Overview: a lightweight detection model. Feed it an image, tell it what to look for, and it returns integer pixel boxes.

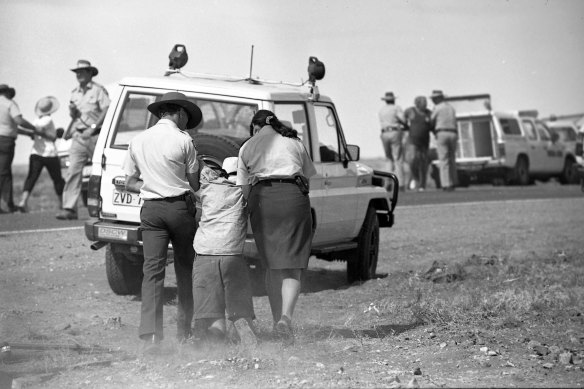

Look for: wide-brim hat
[381,91,397,101]
[222,157,238,175]
[430,90,445,99]
[147,91,203,129]
[0,84,16,99]
[35,96,60,116]
[71,59,99,76]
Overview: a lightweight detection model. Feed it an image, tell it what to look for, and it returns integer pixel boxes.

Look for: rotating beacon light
[166,44,188,75]
[307,56,325,101]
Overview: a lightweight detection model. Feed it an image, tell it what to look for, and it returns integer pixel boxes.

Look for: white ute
[84,47,399,295]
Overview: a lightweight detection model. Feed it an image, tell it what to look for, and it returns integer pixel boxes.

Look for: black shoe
[141,334,161,356]
[56,209,78,220]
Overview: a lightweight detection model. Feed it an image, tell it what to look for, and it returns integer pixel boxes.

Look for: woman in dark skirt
[236,110,316,341]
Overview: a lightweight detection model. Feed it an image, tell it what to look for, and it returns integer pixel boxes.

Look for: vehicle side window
[274,103,310,154]
[314,105,342,162]
[536,122,551,141]
[521,120,537,140]
[112,93,157,147]
[499,118,522,135]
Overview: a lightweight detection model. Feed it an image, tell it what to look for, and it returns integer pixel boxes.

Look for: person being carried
[16,96,65,212]
[192,157,257,346]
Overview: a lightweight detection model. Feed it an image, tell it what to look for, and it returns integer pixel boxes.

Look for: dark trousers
[23,154,65,195]
[0,136,15,211]
[139,198,196,340]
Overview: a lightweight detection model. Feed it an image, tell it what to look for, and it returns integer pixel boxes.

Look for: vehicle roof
[118,74,333,103]
[545,120,578,129]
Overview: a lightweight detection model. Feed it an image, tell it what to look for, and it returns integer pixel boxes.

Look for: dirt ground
[1,197,584,388]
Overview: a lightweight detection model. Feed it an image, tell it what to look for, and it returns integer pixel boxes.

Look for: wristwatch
[90,124,97,130]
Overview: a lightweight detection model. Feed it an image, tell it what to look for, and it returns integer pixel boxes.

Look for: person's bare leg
[280,269,302,322]
[265,269,283,324]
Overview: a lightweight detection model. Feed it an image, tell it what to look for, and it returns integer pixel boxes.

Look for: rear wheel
[347,206,379,283]
[514,156,530,186]
[559,158,577,185]
[105,244,144,295]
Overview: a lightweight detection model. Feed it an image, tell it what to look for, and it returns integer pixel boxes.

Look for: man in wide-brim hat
[123,91,203,354]
[378,90,407,191]
[57,59,110,220]
[430,89,458,191]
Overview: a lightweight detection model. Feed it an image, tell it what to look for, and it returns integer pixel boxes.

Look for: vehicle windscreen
[110,92,257,148]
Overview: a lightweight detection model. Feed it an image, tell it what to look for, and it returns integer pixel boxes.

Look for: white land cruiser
[84,51,399,295]
[439,94,578,186]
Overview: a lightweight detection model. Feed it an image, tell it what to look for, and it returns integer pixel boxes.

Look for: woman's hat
[147,91,203,129]
[71,59,99,76]
[0,84,16,99]
[430,90,445,99]
[35,96,60,116]
[381,91,397,101]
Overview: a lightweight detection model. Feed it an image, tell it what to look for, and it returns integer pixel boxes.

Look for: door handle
[324,179,332,186]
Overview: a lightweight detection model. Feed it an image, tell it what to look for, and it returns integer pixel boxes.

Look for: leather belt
[146,192,188,202]
[257,178,296,185]
[381,127,400,133]
[436,129,457,133]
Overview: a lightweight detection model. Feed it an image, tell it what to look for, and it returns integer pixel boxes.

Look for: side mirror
[346,144,360,161]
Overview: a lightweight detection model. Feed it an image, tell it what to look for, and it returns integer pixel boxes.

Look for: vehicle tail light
[87,174,102,217]
[497,143,506,158]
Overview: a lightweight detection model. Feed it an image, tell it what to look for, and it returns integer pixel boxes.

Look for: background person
[16,96,65,212]
[404,96,432,191]
[430,90,458,191]
[378,91,406,191]
[236,110,316,344]
[57,59,110,220]
[192,157,257,346]
[0,83,36,213]
[123,92,202,354]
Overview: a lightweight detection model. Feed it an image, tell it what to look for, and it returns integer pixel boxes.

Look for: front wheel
[105,244,144,295]
[514,157,530,186]
[347,206,379,283]
[559,158,577,185]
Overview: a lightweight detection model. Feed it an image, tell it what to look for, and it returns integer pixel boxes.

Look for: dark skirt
[248,181,312,270]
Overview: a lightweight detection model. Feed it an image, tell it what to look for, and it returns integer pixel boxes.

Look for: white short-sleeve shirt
[236,126,316,186]
[123,119,199,200]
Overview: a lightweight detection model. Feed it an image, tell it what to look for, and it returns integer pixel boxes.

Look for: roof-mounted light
[307,56,325,101]
[165,44,188,76]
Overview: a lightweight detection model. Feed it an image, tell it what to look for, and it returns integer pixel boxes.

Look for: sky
[1,0,583,165]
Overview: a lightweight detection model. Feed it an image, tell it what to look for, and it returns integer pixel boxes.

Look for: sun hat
[147,91,203,129]
[221,157,238,183]
[34,96,60,117]
[430,90,445,99]
[381,91,397,101]
[70,59,99,76]
[0,84,16,99]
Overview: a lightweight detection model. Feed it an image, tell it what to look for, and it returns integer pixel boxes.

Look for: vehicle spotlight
[169,44,188,70]
[307,56,325,83]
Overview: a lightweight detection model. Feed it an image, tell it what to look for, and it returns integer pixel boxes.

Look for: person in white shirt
[16,96,65,212]
[237,110,316,344]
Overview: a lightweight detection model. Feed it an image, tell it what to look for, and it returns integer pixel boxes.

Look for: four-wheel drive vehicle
[84,58,399,295]
[438,94,578,186]
[544,120,583,168]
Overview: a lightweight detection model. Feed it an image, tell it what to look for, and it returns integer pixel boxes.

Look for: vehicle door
[522,118,547,173]
[273,103,324,244]
[535,121,564,173]
[310,103,358,244]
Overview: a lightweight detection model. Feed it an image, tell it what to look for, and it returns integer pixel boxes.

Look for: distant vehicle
[431,94,578,186]
[545,120,583,165]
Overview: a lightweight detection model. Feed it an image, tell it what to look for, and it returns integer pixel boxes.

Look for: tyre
[514,156,530,186]
[193,133,243,168]
[105,244,144,295]
[559,158,577,185]
[347,206,379,283]
[457,171,470,188]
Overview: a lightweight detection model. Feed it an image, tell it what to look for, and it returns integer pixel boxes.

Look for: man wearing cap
[379,91,406,191]
[56,60,110,220]
[0,84,36,213]
[123,91,203,354]
[430,90,458,191]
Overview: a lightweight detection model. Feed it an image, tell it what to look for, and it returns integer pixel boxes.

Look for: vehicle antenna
[246,45,260,84]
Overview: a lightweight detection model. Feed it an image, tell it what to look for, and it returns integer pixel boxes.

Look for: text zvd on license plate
[112,190,142,207]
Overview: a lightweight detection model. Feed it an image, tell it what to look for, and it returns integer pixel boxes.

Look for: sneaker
[233,318,258,347]
[56,209,78,220]
[409,180,417,191]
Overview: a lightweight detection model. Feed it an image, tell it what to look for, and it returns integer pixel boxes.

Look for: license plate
[113,190,142,207]
[97,227,128,241]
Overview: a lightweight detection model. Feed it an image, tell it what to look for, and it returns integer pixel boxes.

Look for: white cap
[222,157,238,175]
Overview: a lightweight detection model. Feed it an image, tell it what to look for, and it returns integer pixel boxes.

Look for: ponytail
[250,110,298,139]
